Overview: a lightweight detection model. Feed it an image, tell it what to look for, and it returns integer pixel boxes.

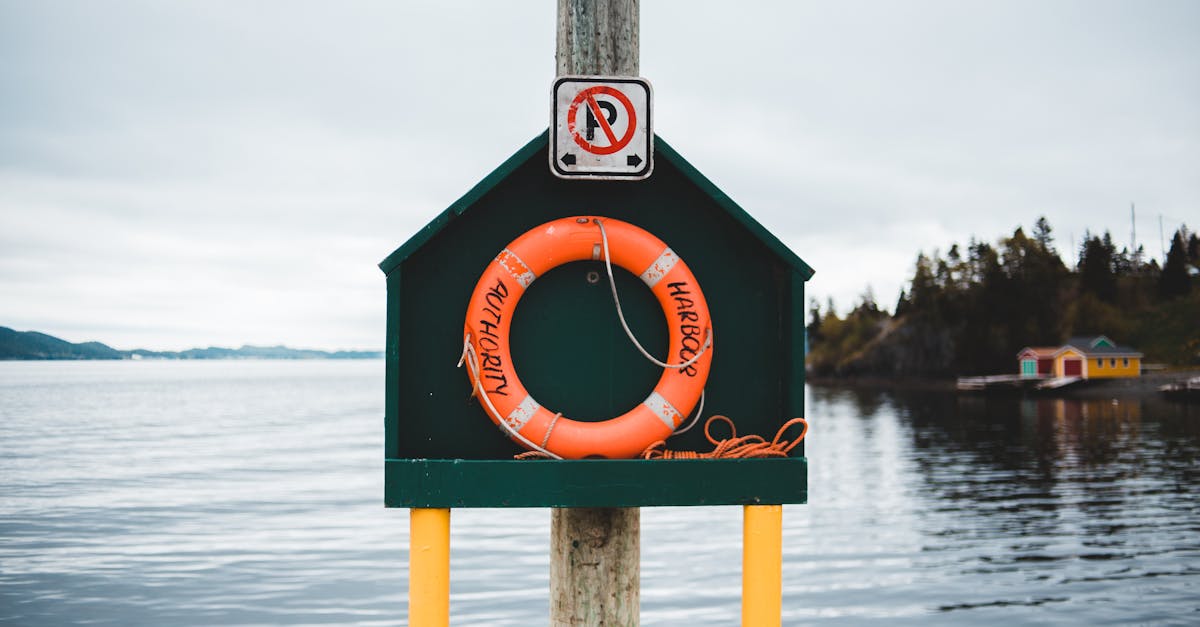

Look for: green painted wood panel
[385,458,807,508]
[381,132,812,507]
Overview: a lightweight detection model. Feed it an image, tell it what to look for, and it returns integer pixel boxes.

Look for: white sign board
[551,76,652,180]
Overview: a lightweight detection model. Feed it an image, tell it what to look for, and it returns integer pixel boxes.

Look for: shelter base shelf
[385,457,807,508]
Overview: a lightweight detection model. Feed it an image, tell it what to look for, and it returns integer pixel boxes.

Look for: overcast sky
[2,1,1197,351]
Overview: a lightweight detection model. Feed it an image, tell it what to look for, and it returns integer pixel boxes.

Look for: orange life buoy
[462,216,714,459]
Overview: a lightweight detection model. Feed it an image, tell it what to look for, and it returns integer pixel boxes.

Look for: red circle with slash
[566,86,638,156]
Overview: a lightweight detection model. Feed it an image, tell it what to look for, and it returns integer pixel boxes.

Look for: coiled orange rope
[640,416,809,460]
[515,415,808,460]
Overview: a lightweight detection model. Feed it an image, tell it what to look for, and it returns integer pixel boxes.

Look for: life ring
[462,216,714,459]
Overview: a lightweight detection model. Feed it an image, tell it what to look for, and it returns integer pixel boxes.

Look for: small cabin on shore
[1016,347,1057,377]
[1018,336,1143,380]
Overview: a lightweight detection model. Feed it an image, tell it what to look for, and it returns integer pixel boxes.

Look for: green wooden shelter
[380,131,814,508]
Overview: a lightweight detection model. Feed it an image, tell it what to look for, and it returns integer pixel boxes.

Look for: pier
[956,374,1083,392]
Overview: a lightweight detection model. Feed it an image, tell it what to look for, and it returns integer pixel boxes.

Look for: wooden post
[551,507,640,624]
[557,0,639,76]
[552,1,641,625]
[409,508,451,626]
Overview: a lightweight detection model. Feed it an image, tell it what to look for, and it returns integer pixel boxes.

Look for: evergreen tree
[808,218,1198,377]
[966,239,1001,287]
[1033,216,1055,254]
[997,223,1068,351]
[1114,247,1136,275]
[945,244,963,290]
[895,289,910,317]
[857,285,880,314]
[1159,229,1192,299]
[1105,232,1130,275]
[1001,227,1031,278]
[1131,244,1148,274]
[1079,231,1118,303]
[807,298,823,342]
[909,253,938,313]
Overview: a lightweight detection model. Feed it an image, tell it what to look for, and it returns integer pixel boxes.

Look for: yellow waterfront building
[1018,336,1142,380]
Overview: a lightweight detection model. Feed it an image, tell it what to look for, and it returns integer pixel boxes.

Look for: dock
[957,374,1084,392]
[1159,376,1200,401]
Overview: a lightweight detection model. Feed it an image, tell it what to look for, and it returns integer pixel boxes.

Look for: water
[1,361,1197,625]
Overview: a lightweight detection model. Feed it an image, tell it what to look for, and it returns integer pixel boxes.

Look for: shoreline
[809,369,1200,401]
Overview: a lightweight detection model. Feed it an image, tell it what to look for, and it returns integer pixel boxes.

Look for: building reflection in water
[1021,396,1142,422]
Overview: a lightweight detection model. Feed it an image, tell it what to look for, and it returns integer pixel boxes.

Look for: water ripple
[2,362,1198,624]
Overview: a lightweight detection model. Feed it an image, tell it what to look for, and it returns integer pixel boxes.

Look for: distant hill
[0,327,382,360]
[0,327,126,360]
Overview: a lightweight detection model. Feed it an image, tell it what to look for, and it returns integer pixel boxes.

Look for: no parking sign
[551,76,652,180]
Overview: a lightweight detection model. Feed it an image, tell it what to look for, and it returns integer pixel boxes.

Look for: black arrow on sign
[627,154,642,167]
[561,153,576,166]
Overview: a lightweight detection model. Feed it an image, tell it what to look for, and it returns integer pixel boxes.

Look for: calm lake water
[1,360,1197,625]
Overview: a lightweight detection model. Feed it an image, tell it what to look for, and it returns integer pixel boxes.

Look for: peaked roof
[1017,335,1144,359]
[1063,336,1143,357]
[379,130,815,279]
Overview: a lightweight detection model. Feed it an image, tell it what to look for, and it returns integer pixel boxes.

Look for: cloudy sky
[2,1,1196,351]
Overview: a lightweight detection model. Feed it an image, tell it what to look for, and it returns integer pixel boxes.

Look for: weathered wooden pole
[557,0,639,76]
[551,1,641,625]
[550,507,640,624]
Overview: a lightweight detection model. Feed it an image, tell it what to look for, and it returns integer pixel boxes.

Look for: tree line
[807,218,1198,377]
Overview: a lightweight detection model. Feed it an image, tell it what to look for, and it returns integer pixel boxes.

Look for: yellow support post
[742,504,782,627]
[409,508,450,627]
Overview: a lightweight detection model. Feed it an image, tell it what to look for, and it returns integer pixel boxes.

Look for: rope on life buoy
[599,216,810,459]
[459,335,564,460]
[594,218,712,372]
[459,216,812,462]
[593,217,708,439]
[504,217,711,461]
[460,215,716,460]
[639,416,809,460]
